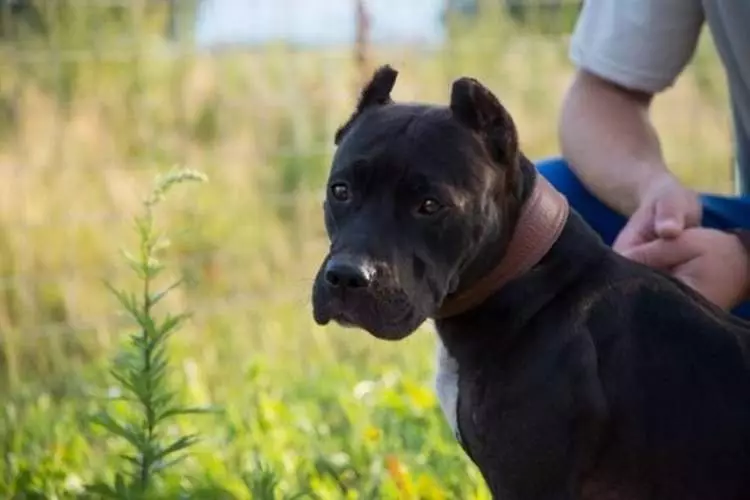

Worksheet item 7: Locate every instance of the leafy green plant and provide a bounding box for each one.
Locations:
[86,167,213,499]
[242,458,313,500]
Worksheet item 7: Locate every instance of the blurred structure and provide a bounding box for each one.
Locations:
[354,0,372,88]
[195,0,445,48]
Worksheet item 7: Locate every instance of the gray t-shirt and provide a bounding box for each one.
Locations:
[569,0,750,195]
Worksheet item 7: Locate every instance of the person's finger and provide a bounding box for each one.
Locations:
[620,238,699,270]
[612,208,654,253]
[653,194,687,239]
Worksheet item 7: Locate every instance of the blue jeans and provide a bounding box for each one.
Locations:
[537,156,750,320]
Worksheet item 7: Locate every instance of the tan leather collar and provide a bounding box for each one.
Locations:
[435,174,570,319]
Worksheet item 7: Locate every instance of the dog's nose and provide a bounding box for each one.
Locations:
[324,256,374,289]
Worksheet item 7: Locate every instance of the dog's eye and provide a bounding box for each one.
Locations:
[330,182,350,202]
[417,198,442,216]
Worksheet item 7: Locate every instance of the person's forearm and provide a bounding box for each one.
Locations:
[558,70,675,216]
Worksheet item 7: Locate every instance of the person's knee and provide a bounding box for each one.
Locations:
[536,156,579,193]
[536,156,597,204]
[535,156,626,246]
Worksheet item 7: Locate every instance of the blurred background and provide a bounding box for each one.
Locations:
[0,0,736,497]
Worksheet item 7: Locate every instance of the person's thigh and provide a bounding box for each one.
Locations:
[535,156,750,320]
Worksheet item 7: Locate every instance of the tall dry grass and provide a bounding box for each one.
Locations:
[0,4,733,387]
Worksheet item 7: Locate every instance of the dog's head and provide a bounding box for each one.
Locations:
[311,65,528,340]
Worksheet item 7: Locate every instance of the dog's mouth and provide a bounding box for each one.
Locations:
[312,283,425,341]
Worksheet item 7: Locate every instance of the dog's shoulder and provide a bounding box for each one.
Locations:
[571,257,750,496]
[581,254,750,344]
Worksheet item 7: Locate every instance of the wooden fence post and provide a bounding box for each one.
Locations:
[354,0,371,89]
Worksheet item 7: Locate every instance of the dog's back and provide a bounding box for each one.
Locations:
[437,210,750,499]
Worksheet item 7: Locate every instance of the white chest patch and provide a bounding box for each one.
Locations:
[434,335,461,440]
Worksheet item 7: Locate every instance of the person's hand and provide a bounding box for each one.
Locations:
[621,227,750,310]
[612,175,702,253]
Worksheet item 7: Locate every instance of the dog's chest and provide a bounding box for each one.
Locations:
[433,334,600,498]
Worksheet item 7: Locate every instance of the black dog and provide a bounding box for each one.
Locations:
[311,65,750,499]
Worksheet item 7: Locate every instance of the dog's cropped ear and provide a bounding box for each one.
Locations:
[449,77,519,166]
[334,65,398,145]
[355,64,398,112]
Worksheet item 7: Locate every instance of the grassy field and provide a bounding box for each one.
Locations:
[0,3,737,498]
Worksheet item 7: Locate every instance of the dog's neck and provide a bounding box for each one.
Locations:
[435,158,570,318]
[433,197,609,366]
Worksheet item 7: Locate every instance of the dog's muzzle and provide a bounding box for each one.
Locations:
[311,254,422,340]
